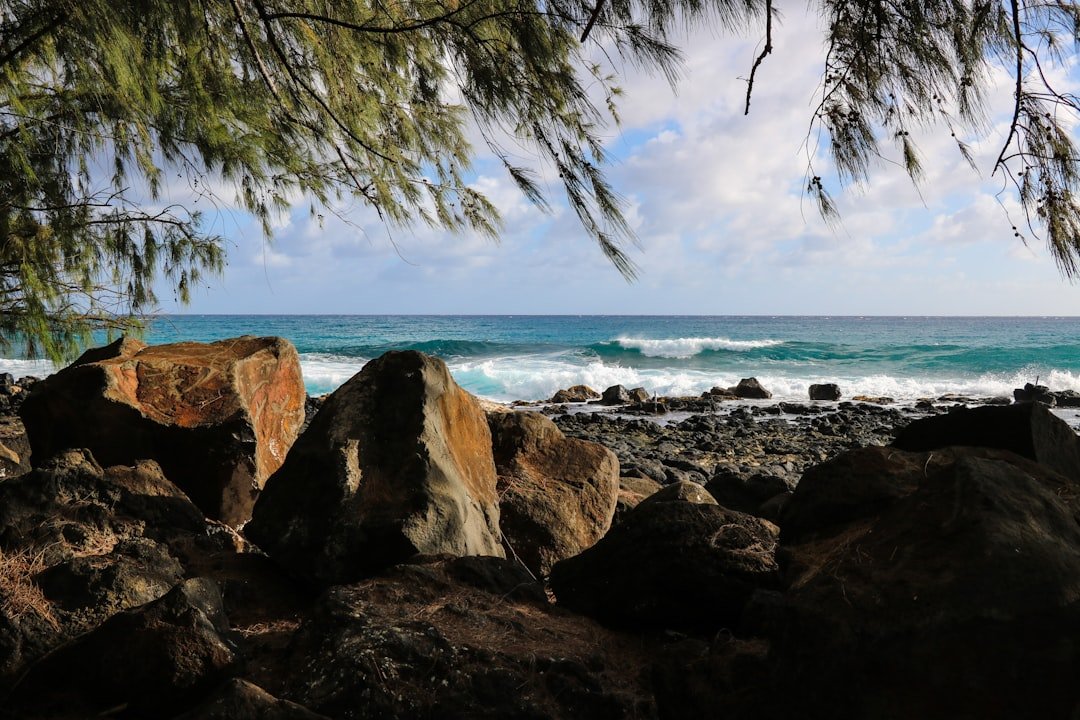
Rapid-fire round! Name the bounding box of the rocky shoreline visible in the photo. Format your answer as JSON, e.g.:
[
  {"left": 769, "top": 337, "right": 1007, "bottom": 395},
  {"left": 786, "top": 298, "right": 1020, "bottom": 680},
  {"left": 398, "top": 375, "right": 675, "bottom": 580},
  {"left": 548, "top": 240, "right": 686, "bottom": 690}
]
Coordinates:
[{"left": 1, "top": 338, "right": 1080, "bottom": 719}]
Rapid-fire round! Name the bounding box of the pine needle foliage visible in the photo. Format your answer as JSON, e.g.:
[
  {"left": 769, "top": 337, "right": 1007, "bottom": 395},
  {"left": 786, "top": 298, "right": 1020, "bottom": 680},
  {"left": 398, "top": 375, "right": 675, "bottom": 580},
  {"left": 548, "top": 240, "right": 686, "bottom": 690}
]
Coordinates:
[
  {"left": 1, "top": 0, "right": 1079, "bottom": 360},
  {"left": 802, "top": 0, "right": 1080, "bottom": 273}
]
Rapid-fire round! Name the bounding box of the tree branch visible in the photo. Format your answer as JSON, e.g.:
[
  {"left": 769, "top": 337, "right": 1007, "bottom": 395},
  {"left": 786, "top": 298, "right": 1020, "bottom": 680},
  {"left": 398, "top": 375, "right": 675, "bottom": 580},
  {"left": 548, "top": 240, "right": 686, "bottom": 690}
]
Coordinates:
[
  {"left": 744, "top": 0, "right": 774, "bottom": 115},
  {"left": 994, "top": 0, "right": 1025, "bottom": 176}
]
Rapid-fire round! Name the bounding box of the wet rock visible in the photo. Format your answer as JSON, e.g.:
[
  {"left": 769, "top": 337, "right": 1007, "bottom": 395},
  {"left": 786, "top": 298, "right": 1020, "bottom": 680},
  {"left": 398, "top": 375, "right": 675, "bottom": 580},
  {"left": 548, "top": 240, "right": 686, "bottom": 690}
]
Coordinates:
[
  {"left": 808, "top": 383, "right": 841, "bottom": 401},
  {"left": 247, "top": 351, "right": 504, "bottom": 585},
  {"left": 550, "top": 385, "right": 600, "bottom": 403},
  {"left": 628, "top": 387, "right": 651, "bottom": 403},
  {"left": 489, "top": 411, "right": 619, "bottom": 578},
  {"left": 19, "top": 336, "right": 306, "bottom": 526},
  {"left": 550, "top": 501, "right": 779, "bottom": 632},
  {"left": 1054, "top": 389, "right": 1080, "bottom": 408},
  {"left": 731, "top": 378, "right": 772, "bottom": 400},
  {"left": 601, "top": 384, "right": 631, "bottom": 405},
  {"left": 1013, "top": 382, "right": 1056, "bottom": 406},
  {"left": 851, "top": 395, "right": 894, "bottom": 405}
]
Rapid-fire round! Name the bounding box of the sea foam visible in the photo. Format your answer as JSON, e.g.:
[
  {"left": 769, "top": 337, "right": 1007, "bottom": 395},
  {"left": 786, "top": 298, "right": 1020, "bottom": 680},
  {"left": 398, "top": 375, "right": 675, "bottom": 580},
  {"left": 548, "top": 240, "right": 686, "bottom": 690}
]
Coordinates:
[{"left": 614, "top": 336, "right": 783, "bottom": 358}]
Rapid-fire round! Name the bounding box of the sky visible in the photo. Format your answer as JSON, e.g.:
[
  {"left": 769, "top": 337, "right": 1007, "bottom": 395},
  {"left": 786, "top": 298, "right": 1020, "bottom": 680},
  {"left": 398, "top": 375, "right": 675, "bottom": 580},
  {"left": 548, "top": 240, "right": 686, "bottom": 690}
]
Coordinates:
[{"left": 158, "top": 5, "right": 1080, "bottom": 317}]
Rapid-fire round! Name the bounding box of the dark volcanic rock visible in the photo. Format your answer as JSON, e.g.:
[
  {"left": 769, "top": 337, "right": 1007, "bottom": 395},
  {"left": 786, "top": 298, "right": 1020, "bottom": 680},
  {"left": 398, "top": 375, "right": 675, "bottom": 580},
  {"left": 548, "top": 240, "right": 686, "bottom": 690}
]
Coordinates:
[
  {"left": 172, "top": 679, "right": 330, "bottom": 720},
  {"left": 601, "top": 384, "right": 631, "bottom": 405},
  {"left": 550, "top": 385, "right": 600, "bottom": 403},
  {"left": 278, "top": 556, "right": 653, "bottom": 720},
  {"left": 891, "top": 402, "right": 1080, "bottom": 481},
  {"left": 549, "top": 501, "right": 779, "bottom": 632},
  {"left": 489, "top": 411, "right": 618, "bottom": 577},
  {"left": 731, "top": 378, "right": 772, "bottom": 400},
  {"left": 1013, "top": 382, "right": 1056, "bottom": 406},
  {"left": 0, "top": 449, "right": 240, "bottom": 689},
  {"left": 9, "top": 578, "right": 238, "bottom": 718},
  {"left": 247, "top": 351, "right": 504, "bottom": 585},
  {"left": 773, "top": 444, "right": 1080, "bottom": 719},
  {"left": 808, "top": 383, "right": 842, "bottom": 401},
  {"left": 19, "top": 336, "right": 306, "bottom": 526}
]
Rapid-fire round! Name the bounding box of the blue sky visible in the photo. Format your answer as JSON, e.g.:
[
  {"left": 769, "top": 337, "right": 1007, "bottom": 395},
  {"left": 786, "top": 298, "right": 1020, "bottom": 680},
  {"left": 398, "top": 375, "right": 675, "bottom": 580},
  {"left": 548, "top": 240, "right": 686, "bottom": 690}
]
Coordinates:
[{"left": 160, "top": 7, "right": 1080, "bottom": 317}]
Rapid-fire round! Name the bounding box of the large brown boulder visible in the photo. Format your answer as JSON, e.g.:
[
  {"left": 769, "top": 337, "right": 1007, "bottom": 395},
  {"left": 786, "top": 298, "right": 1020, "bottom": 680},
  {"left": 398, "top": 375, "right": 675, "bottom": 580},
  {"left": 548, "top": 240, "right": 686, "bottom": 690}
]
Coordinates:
[
  {"left": 488, "top": 411, "right": 619, "bottom": 577},
  {"left": 773, "top": 444, "right": 1080, "bottom": 719},
  {"left": 549, "top": 500, "right": 780, "bottom": 632},
  {"left": 246, "top": 351, "right": 504, "bottom": 584},
  {"left": 19, "top": 336, "right": 305, "bottom": 526}
]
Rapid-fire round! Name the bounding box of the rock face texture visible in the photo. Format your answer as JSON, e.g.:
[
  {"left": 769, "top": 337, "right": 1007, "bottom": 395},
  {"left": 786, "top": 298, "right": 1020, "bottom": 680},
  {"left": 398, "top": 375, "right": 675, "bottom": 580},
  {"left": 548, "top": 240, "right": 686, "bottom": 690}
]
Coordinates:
[
  {"left": 246, "top": 351, "right": 504, "bottom": 584},
  {"left": 550, "top": 500, "right": 780, "bottom": 632},
  {"left": 774, "top": 444, "right": 1080, "bottom": 719},
  {"left": 488, "top": 411, "right": 619, "bottom": 577},
  {"left": 0, "top": 449, "right": 244, "bottom": 689},
  {"left": 19, "top": 336, "right": 305, "bottom": 526}
]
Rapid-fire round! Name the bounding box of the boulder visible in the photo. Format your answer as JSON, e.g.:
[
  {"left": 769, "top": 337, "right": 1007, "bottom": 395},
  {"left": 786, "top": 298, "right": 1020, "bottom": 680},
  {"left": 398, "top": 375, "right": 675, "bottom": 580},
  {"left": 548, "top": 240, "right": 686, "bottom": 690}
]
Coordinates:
[
  {"left": 628, "top": 387, "right": 651, "bottom": 403},
  {"left": 488, "top": 411, "right": 619, "bottom": 578},
  {"left": 774, "top": 444, "right": 1080, "bottom": 719},
  {"left": 731, "top": 378, "right": 771, "bottom": 400},
  {"left": 600, "top": 384, "right": 631, "bottom": 405},
  {"left": 637, "top": 479, "right": 717, "bottom": 507},
  {"left": 891, "top": 402, "right": 1080, "bottom": 481},
  {"left": 549, "top": 501, "right": 779, "bottom": 632},
  {"left": 276, "top": 556, "right": 653, "bottom": 720},
  {"left": 549, "top": 385, "right": 600, "bottom": 403},
  {"left": 1013, "top": 382, "right": 1056, "bottom": 406},
  {"left": 613, "top": 476, "right": 662, "bottom": 525},
  {"left": 19, "top": 336, "right": 305, "bottom": 526},
  {"left": 808, "top": 383, "right": 841, "bottom": 401},
  {"left": 246, "top": 351, "right": 504, "bottom": 585},
  {"left": 8, "top": 578, "right": 238, "bottom": 718},
  {"left": 1054, "top": 389, "right": 1080, "bottom": 408},
  {"left": 704, "top": 386, "right": 738, "bottom": 399},
  {"left": 0, "top": 449, "right": 239, "bottom": 688},
  {"left": 172, "top": 679, "right": 331, "bottom": 720}
]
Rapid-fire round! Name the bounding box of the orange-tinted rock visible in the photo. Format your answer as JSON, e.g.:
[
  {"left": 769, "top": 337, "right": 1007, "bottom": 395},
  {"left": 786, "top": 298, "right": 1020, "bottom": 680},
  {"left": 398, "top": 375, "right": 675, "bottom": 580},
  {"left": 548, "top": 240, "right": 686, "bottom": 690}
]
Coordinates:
[
  {"left": 19, "top": 336, "right": 305, "bottom": 526},
  {"left": 246, "top": 351, "right": 504, "bottom": 584},
  {"left": 489, "top": 411, "right": 619, "bottom": 577}
]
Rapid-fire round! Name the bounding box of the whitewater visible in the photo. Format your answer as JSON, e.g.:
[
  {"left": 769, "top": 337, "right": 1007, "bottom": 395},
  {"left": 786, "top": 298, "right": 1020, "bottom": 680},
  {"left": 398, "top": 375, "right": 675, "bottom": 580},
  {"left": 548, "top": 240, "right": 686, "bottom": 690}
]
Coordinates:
[{"left": 2, "top": 315, "right": 1079, "bottom": 404}]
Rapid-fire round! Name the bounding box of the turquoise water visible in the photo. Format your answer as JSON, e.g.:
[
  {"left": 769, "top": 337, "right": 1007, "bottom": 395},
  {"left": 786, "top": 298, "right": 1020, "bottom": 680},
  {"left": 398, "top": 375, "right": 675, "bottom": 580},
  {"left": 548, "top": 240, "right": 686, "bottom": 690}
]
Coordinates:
[{"left": 3, "top": 315, "right": 1079, "bottom": 402}]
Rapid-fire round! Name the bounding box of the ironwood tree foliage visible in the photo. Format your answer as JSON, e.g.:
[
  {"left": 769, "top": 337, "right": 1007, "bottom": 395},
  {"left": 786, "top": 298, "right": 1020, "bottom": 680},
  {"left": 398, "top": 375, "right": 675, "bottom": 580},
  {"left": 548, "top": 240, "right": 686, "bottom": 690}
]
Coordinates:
[{"left": 1, "top": 0, "right": 1078, "bottom": 359}]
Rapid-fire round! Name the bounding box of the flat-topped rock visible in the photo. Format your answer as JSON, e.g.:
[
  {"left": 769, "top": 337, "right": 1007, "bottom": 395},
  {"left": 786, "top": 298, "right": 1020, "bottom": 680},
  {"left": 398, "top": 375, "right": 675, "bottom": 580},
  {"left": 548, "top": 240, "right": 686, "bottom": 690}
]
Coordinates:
[{"left": 19, "top": 336, "right": 305, "bottom": 526}]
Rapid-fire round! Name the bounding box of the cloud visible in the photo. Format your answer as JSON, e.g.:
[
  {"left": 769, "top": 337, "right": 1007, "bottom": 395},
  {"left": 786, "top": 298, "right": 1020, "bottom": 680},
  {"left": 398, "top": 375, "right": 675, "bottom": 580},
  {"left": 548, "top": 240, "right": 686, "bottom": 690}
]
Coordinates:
[{"left": 162, "top": 6, "right": 1080, "bottom": 316}]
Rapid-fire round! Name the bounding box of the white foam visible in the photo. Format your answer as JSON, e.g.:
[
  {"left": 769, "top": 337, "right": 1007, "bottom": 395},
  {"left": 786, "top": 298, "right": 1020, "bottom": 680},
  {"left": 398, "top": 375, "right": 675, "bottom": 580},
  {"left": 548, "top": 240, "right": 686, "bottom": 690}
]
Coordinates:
[
  {"left": 298, "top": 353, "right": 369, "bottom": 394},
  {"left": 614, "top": 336, "right": 783, "bottom": 358}
]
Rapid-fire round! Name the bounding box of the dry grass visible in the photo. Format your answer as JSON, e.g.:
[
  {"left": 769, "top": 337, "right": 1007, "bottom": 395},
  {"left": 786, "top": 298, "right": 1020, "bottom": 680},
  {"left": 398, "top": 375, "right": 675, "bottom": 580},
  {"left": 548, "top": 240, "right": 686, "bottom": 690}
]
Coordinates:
[{"left": 0, "top": 546, "right": 60, "bottom": 629}]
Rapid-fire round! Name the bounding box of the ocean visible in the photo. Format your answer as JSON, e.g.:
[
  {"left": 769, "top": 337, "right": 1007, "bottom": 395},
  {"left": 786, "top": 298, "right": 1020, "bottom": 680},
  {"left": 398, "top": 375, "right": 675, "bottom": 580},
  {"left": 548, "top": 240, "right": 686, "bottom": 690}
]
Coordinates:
[{"left": 2, "top": 315, "right": 1078, "bottom": 406}]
